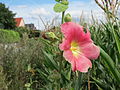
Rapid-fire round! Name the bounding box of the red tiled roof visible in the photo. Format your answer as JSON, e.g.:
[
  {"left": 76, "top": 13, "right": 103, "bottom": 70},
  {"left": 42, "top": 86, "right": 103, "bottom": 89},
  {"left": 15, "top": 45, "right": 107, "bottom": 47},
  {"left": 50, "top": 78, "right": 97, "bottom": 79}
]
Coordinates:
[{"left": 15, "top": 18, "right": 23, "bottom": 27}]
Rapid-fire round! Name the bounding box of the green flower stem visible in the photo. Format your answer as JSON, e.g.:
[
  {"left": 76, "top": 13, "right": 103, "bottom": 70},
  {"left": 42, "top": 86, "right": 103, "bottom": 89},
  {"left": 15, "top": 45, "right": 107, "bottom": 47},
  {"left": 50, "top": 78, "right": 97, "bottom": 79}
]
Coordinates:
[
  {"left": 75, "top": 72, "right": 83, "bottom": 90},
  {"left": 62, "top": 11, "right": 65, "bottom": 24},
  {"left": 88, "top": 71, "right": 90, "bottom": 90},
  {"left": 100, "top": 47, "right": 120, "bottom": 83},
  {"left": 58, "top": 9, "right": 66, "bottom": 89}
]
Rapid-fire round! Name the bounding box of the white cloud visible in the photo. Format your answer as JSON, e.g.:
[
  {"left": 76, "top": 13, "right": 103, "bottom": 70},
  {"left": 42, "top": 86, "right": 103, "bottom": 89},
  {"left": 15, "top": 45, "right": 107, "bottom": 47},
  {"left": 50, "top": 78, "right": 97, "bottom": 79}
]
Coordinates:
[
  {"left": 9, "top": 0, "right": 105, "bottom": 30},
  {"left": 66, "top": 0, "right": 104, "bottom": 22},
  {"left": 31, "top": 8, "right": 50, "bottom": 16},
  {"left": 16, "top": 5, "right": 28, "bottom": 8}
]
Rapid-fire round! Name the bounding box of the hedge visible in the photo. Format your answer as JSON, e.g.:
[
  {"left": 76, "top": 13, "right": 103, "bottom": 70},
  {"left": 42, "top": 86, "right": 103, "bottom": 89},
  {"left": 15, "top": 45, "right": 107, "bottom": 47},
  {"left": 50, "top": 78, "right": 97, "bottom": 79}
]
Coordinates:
[{"left": 0, "top": 29, "right": 20, "bottom": 43}]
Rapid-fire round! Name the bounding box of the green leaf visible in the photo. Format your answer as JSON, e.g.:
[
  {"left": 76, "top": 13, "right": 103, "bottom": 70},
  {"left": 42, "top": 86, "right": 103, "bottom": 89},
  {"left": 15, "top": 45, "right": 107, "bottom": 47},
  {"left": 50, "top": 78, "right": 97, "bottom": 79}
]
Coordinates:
[
  {"left": 36, "top": 68, "right": 51, "bottom": 83},
  {"left": 62, "top": 67, "right": 71, "bottom": 81},
  {"left": 92, "top": 77, "right": 110, "bottom": 89},
  {"left": 61, "top": 0, "right": 69, "bottom": 5},
  {"left": 43, "top": 50, "right": 59, "bottom": 71},
  {"left": 53, "top": 3, "right": 68, "bottom": 13},
  {"left": 75, "top": 72, "right": 83, "bottom": 90},
  {"left": 55, "top": 0, "right": 60, "bottom": 2},
  {"left": 112, "top": 28, "right": 120, "bottom": 55},
  {"left": 95, "top": 84, "right": 104, "bottom": 90},
  {"left": 100, "top": 47, "right": 120, "bottom": 83}
]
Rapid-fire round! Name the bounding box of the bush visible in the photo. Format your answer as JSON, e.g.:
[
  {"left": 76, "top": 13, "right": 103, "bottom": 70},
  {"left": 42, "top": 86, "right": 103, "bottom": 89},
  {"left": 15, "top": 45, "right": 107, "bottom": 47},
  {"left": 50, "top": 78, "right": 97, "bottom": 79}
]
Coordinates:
[
  {"left": 15, "top": 27, "right": 31, "bottom": 38},
  {"left": 0, "top": 29, "right": 20, "bottom": 43},
  {"left": 0, "top": 38, "right": 46, "bottom": 90},
  {"left": 0, "top": 65, "right": 8, "bottom": 90},
  {"left": 15, "top": 27, "right": 41, "bottom": 38}
]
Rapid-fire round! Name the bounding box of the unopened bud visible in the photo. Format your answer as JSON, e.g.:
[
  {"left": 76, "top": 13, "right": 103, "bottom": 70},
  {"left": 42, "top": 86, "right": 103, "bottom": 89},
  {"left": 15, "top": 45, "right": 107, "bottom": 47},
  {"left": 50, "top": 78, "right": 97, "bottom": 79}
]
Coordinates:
[
  {"left": 64, "top": 13, "right": 72, "bottom": 22},
  {"left": 45, "top": 32, "right": 58, "bottom": 39}
]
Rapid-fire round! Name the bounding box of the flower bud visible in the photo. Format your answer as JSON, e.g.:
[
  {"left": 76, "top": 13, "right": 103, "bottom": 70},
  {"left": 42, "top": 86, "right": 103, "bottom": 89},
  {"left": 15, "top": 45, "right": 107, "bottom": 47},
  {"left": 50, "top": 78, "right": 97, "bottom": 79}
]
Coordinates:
[
  {"left": 64, "top": 13, "right": 72, "bottom": 22},
  {"left": 45, "top": 32, "right": 58, "bottom": 39}
]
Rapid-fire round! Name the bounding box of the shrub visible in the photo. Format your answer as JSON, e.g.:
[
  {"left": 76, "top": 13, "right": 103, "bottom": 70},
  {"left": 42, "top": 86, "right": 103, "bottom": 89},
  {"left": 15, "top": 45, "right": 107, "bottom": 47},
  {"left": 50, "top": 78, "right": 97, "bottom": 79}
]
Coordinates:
[
  {"left": 0, "top": 38, "right": 46, "bottom": 90},
  {"left": 0, "top": 65, "right": 8, "bottom": 90},
  {"left": 0, "top": 29, "right": 20, "bottom": 43},
  {"left": 15, "top": 27, "right": 41, "bottom": 38},
  {"left": 29, "top": 30, "right": 41, "bottom": 38},
  {"left": 15, "top": 27, "right": 31, "bottom": 38}
]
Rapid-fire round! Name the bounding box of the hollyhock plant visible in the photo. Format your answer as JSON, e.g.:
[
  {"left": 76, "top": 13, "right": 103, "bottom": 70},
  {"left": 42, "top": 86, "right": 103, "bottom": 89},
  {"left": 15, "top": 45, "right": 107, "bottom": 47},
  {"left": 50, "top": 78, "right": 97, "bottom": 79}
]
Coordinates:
[{"left": 59, "top": 22, "right": 100, "bottom": 73}]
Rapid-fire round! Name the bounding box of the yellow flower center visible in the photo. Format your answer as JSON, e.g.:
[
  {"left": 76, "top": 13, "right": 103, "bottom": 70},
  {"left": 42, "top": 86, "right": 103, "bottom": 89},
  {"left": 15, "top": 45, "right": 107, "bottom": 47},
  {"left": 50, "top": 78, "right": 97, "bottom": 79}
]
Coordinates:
[{"left": 70, "top": 41, "right": 81, "bottom": 58}]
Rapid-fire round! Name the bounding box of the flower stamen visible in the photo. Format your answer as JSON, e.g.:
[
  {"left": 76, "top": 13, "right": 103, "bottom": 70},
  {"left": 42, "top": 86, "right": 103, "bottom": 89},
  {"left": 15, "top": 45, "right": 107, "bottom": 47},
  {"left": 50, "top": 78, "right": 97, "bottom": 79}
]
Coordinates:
[{"left": 70, "top": 41, "right": 81, "bottom": 58}]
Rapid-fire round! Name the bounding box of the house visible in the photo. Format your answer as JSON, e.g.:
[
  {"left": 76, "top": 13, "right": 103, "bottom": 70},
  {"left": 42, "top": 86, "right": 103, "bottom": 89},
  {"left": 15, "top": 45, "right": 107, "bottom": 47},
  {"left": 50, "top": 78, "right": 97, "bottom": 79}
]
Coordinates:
[
  {"left": 25, "top": 23, "right": 36, "bottom": 30},
  {"left": 15, "top": 17, "right": 25, "bottom": 27}
]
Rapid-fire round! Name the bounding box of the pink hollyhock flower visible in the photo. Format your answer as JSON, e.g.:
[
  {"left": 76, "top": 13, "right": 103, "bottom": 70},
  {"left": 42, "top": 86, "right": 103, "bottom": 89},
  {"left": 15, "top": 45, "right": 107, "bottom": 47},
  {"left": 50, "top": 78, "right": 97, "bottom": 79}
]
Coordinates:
[{"left": 59, "top": 22, "right": 100, "bottom": 73}]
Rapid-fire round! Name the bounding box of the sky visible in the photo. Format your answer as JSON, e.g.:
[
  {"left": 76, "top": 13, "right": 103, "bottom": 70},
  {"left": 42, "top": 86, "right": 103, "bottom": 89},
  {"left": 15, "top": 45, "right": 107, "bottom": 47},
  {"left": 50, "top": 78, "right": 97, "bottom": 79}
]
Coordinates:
[{"left": 0, "top": 0, "right": 104, "bottom": 30}]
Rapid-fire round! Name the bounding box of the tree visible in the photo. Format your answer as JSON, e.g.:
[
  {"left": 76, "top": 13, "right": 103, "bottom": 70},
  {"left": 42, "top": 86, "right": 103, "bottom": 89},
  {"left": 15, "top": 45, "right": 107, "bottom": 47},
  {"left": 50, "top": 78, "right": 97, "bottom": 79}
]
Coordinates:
[{"left": 0, "top": 3, "right": 16, "bottom": 29}]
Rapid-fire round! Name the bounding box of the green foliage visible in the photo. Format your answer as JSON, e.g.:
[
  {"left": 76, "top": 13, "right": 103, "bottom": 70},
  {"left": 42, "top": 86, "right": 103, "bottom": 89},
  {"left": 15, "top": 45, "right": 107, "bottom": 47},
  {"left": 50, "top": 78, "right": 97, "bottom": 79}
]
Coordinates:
[
  {"left": 89, "top": 21, "right": 120, "bottom": 89},
  {"left": 54, "top": 3, "right": 68, "bottom": 13},
  {"left": 100, "top": 48, "right": 120, "bottom": 83},
  {"left": 0, "top": 3, "right": 16, "bottom": 29},
  {"left": 61, "top": 0, "right": 69, "bottom": 5},
  {"left": 0, "top": 65, "right": 8, "bottom": 90},
  {"left": 55, "top": 0, "right": 60, "bottom": 2},
  {"left": 29, "top": 30, "right": 41, "bottom": 38},
  {"left": 0, "top": 39, "right": 46, "bottom": 90},
  {"left": 0, "top": 29, "right": 20, "bottom": 43},
  {"left": 0, "top": 23, "right": 4, "bottom": 29},
  {"left": 54, "top": 0, "right": 69, "bottom": 24},
  {"left": 15, "top": 27, "right": 31, "bottom": 38},
  {"left": 112, "top": 23, "right": 120, "bottom": 55}
]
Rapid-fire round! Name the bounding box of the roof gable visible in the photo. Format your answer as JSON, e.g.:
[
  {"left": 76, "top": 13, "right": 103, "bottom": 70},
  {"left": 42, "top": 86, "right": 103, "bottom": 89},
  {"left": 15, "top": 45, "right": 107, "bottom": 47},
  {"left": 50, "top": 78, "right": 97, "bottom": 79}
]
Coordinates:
[{"left": 15, "top": 18, "right": 23, "bottom": 27}]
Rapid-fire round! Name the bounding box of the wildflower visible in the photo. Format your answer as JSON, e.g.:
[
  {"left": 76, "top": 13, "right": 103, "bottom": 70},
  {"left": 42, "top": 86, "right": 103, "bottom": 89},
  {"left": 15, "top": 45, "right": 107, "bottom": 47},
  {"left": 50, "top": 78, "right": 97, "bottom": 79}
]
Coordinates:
[{"left": 59, "top": 22, "right": 100, "bottom": 72}]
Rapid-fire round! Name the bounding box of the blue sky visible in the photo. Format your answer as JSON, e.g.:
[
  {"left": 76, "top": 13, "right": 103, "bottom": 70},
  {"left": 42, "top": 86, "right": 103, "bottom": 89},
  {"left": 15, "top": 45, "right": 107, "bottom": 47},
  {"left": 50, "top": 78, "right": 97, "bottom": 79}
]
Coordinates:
[
  {"left": 0, "top": 0, "right": 103, "bottom": 30},
  {"left": 0, "top": 0, "right": 90, "bottom": 5},
  {"left": 0, "top": 0, "right": 55, "bottom": 5}
]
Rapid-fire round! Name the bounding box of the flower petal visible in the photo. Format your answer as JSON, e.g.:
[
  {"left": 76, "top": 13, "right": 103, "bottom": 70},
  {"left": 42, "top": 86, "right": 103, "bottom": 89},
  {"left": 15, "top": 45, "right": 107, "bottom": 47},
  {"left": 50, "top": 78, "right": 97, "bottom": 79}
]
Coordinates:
[
  {"left": 75, "top": 55, "right": 92, "bottom": 72},
  {"left": 81, "top": 43, "right": 100, "bottom": 60},
  {"left": 63, "top": 50, "right": 77, "bottom": 71},
  {"left": 61, "top": 22, "right": 92, "bottom": 44},
  {"left": 63, "top": 50, "right": 74, "bottom": 63},
  {"left": 63, "top": 50, "right": 92, "bottom": 72},
  {"left": 61, "top": 22, "right": 83, "bottom": 39},
  {"left": 59, "top": 39, "right": 71, "bottom": 50}
]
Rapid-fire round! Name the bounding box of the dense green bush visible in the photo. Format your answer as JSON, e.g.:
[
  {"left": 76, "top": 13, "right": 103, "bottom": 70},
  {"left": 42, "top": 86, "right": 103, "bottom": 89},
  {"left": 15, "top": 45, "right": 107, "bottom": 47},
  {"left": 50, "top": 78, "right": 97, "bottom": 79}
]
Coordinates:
[{"left": 0, "top": 29, "right": 20, "bottom": 43}]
